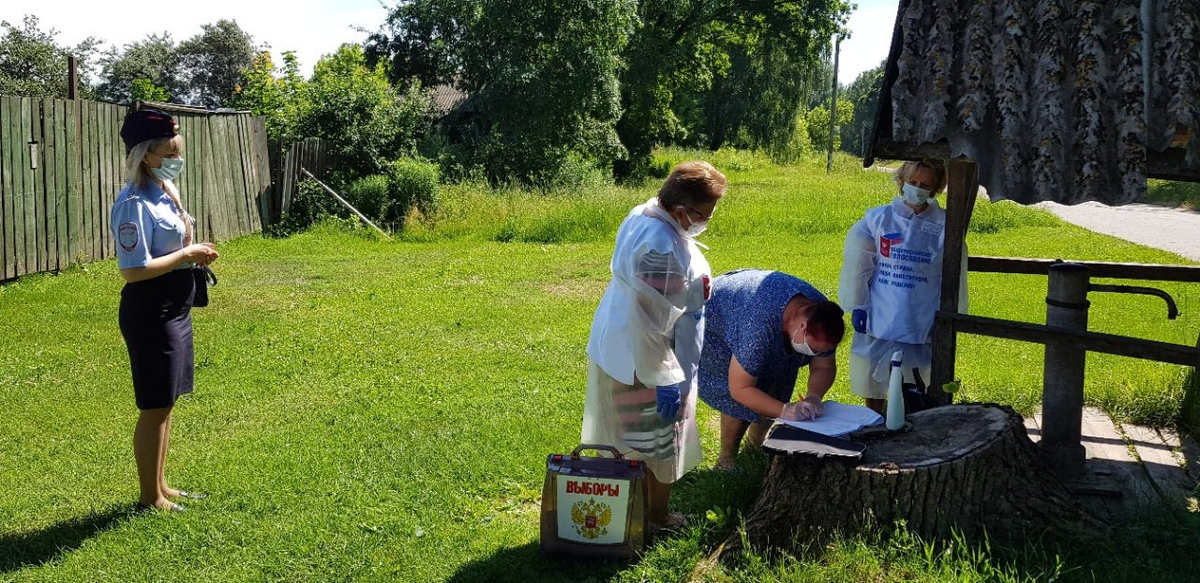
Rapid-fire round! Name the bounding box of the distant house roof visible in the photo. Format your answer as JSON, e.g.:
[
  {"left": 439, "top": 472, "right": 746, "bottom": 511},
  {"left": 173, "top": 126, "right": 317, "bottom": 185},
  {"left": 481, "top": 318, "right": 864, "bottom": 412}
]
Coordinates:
[
  {"left": 866, "top": 0, "right": 1199, "bottom": 206},
  {"left": 428, "top": 83, "right": 470, "bottom": 119}
]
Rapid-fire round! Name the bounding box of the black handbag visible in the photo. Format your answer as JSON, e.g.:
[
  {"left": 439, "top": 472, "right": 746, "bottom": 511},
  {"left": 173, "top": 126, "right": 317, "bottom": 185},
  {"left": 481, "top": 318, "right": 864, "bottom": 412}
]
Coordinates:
[{"left": 192, "top": 265, "right": 217, "bottom": 307}]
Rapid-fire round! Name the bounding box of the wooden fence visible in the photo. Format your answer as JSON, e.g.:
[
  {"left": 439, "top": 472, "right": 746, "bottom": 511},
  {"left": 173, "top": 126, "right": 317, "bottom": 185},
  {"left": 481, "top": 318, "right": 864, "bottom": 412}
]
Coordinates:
[
  {"left": 0, "top": 97, "right": 271, "bottom": 283},
  {"left": 278, "top": 137, "right": 331, "bottom": 218}
]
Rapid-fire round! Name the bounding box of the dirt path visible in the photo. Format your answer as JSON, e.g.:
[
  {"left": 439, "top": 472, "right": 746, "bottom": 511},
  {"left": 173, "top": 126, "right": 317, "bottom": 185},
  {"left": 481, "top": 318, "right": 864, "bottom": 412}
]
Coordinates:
[{"left": 1033, "top": 202, "right": 1200, "bottom": 262}]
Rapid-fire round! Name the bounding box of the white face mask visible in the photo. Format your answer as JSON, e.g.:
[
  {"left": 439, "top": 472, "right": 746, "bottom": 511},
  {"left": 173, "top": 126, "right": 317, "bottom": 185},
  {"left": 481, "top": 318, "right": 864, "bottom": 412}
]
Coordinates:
[
  {"left": 675, "top": 205, "right": 710, "bottom": 238},
  {"left": 791, "top": 325, "right": 816, "bottom": 356},
  {"left": 152, "top": 156, "right": 185, "bottom": 182},
  {"left": 901, "top": 182, "right": 931, "bottom": 206}
]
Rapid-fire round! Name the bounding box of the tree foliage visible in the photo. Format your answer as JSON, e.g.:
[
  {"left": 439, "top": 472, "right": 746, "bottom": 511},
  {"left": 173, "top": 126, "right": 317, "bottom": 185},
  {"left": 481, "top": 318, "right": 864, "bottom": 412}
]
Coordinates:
[
  {"left": 130, "top": 78, "right": 170, "bottom": 102},
  {"left": 806, "top": 97, "right": 854, "bottom": 153},
  {"left": 369, "top": 0, "right": 636, "bottom": 185},
  {"left": 229, "top": 50, "right": 305, "bottom": 142},
  {"left": 0, "top": 15, "right": 99, "bottom": 99},
  {"left": 617, "top": 0, "right": 853, "bottom": 174},
  {"left": 94, "top": 33, "right": 182, "bottom": 104},
  {"left": 364, "top": 0, "right": 466, "bottom": 90},
  {"left": 176, "top": 19, "right": 257, "bottom": 107},
  {"left": 292, "top": 44, "right": 432, "bottom": 179},
  {"left": 839, "top": 60, "right": 885, "bottom": 156}
]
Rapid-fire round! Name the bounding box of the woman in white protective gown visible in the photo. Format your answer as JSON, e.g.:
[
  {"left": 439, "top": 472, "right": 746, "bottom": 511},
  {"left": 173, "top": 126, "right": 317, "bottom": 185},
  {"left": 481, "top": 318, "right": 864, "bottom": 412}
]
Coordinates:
[{"left": 583, "top": 161, "right": 726, "bottom": 531}]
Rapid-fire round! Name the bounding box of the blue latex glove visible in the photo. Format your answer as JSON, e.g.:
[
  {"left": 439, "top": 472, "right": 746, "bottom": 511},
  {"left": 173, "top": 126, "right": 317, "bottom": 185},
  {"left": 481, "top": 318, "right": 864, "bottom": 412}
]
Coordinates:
[
  {"left": 656, "top": 383, "right": 682, "bottom": 420},
  {"left": 851, "top": 309, "right": 868, "bottom": 334}
]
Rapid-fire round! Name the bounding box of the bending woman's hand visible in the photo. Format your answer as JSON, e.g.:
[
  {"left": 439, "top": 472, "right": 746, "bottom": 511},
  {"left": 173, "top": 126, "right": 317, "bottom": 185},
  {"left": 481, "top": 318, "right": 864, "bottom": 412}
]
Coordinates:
[{"left": 780, "top": 396, "right": 824, "bottom": 421}]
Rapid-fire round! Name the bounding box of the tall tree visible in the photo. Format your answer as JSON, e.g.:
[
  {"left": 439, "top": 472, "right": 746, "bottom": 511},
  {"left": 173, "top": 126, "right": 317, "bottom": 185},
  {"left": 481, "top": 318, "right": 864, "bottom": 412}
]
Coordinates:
[
  {"left": 0, "top": 15, "right": 100, "bottom": 98},
  {"left": 363, "top": 0, "right": 469, "bottom": 89},
  {"left": 461, "top": 0, "right": 636, "bottom": 183},
  {"left": 177, "top": 19, "right": 256, "bottom": 107},
  {"left": 94, "top": 33, "right": 183, "bottom": 104},
  {"left": 367, "top": 0, "right": 636, "bottom": 185},
  {"left": 616, "top": 0, "right": 852, "bottom": 174}
]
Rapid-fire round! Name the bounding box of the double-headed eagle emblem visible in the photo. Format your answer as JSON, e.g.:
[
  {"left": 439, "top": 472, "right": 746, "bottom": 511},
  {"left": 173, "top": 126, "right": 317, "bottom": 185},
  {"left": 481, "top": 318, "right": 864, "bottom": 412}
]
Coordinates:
[{"left": 571, "top": 498, "right": 612, "bottom": 539}]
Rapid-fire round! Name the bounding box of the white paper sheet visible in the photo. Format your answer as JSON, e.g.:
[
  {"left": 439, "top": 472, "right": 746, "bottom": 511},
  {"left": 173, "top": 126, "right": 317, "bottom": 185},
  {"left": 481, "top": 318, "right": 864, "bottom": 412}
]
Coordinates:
[{"left": 775, "top": 401, "right": 883, "bottom": 437}]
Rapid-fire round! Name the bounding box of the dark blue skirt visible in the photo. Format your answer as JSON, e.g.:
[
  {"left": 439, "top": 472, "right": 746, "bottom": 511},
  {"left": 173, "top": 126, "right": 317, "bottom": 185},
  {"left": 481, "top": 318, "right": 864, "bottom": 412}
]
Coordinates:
[{"left": 119, "top": 269, "right": 196, "bottom": 410}]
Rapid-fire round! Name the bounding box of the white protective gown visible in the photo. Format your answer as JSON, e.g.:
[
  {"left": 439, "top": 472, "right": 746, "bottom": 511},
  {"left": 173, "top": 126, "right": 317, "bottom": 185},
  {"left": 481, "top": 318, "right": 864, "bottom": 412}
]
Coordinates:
[
  {"left": 583, "top": 198, "right": 711, "bottom": 483},
  {"left": 839, "top": 196, "right": 967, "bottom": 398}
]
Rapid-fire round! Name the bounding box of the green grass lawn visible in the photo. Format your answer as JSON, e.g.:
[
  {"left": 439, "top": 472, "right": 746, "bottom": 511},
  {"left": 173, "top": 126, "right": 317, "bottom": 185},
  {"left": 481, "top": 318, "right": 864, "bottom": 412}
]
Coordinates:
[{"left": 2, "top": 150, "right": 1199, "bottom": 582}]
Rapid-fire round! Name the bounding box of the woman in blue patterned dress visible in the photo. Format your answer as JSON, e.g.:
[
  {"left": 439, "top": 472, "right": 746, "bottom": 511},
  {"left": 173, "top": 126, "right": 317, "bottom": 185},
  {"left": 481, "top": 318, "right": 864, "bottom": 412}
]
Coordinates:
[{"left": 697, "top": 269, "right": 845, "bottom": 470}]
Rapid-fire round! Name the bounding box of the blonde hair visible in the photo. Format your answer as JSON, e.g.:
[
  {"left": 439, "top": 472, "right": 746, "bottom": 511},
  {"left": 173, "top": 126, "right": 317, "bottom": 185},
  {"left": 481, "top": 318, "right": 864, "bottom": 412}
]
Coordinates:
[
  {"left": 891, "top": 160, "right": 947, "bottom": 194},
  {"left": 124, "top": 134, "right": 184, "bottom": 187},
  {"left": 658, "top": 161, "right": 727, "bottom": 207}
]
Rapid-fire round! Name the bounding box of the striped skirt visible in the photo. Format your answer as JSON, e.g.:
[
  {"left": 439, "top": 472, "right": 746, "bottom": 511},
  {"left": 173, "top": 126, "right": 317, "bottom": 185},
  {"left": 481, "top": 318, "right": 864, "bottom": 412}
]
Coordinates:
[{"left": 580, "top": 359, "right": 701, "bottom": 483}]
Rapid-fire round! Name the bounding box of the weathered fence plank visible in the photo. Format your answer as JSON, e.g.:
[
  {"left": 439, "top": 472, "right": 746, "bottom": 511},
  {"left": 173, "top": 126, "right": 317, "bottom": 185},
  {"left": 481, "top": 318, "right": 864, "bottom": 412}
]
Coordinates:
[
  {"left": 43, "top": 97, "right": 61, "bottom": 271},
  {"left": 1, "top": 96, "right": 13, "bottom": 280}
]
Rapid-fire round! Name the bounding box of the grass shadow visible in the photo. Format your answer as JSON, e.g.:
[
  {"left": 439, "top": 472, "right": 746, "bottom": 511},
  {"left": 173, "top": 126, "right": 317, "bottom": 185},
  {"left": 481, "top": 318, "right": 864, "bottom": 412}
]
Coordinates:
[
  {"left": 0, "top": 506, "right": 133, "bottom": 573},
  {"left": 445, "top": 540, "right": 631, "bottom": 583},
  {"left": 1179, "top": 368, "right": 1200, "bottom": 436}
]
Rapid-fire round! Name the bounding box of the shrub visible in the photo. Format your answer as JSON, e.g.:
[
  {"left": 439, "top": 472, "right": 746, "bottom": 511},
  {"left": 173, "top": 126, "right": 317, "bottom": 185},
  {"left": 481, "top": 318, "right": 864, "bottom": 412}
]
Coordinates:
[
  {"left": 345, "top": 174, "right": 390, "bottom": 223},
  {"left": 268, "top": 178, "right": 344, "bottom": 236},
  {"left": 388, "top": 157, "right": 441, "bottom": 222}
]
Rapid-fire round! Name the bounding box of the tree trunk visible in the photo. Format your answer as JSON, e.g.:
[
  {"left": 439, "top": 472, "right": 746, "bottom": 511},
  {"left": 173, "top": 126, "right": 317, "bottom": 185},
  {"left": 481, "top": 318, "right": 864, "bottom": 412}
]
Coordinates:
[{"left": 719, "top": 403, "right": 1101, "bottom": 559}]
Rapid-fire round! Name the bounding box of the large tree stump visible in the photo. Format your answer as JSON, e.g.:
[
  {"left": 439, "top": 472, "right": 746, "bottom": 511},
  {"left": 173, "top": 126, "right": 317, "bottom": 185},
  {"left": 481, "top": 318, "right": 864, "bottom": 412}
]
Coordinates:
[{"left": 720, "top": 403, "right": 1101, "bottom": 558}]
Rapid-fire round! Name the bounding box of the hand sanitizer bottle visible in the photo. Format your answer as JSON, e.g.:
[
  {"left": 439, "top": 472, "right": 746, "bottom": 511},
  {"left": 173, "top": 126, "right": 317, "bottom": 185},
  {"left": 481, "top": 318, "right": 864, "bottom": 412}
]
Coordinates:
[{"left": 886, "top": 350, "right": 905, "bottom": 430}]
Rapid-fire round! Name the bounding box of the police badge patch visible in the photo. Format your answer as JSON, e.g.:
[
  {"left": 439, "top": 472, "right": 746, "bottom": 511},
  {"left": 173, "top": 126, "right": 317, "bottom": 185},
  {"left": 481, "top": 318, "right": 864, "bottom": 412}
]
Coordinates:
[{"left": 118, "top": 222, "right": 139, "bottom": 252}]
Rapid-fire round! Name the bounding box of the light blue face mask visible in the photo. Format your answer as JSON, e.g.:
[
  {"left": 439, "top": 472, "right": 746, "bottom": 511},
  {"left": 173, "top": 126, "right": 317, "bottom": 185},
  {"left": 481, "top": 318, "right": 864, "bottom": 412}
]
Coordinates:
[
  {"left": 901, "top": 182, "right": 932, "bottom": 205},
  {"left": 152, "top": 156, "right": 185, "bottom": 182}
]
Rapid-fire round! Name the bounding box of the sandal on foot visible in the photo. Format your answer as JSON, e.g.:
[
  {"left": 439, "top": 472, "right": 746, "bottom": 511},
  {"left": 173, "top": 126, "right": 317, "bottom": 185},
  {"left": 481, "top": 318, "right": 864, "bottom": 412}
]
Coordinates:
[
  {"left": 136, "top": 501, "right": 185, "bottom": 513},
  {"left": 649, "top": 512, "right": 688, "bottom": 534},
  {"left": 176, "top": 490, "right": 207, "bottom": 500}
]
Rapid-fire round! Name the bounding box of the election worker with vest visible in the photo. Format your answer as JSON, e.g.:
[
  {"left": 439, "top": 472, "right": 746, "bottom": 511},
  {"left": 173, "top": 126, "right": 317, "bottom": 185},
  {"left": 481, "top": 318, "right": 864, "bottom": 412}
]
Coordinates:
[
  {"left": 583, "top": 161, "right": 726, "bottom": 532},
  {"left": 113, "top": 108, "right": 220, "bottom": 512},
  {"left": 838, "top": 160, "right": 967, "bottom": 414}
]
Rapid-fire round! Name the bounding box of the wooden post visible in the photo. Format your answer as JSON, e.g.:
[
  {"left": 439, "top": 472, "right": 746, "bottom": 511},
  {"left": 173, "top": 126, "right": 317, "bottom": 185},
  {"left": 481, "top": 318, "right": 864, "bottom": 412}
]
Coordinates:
[
  {"left": 929, "top": 159, "right": 978, "bottom": 404},
  {"left": 826, "top": 35, "right": 841, "bottom": 175},
  {"left": 67, "top": 56, "right": 78, "bottom": 101},
  {"left": 1041, "top": 263, "right": 1091, "bottom": 478}
]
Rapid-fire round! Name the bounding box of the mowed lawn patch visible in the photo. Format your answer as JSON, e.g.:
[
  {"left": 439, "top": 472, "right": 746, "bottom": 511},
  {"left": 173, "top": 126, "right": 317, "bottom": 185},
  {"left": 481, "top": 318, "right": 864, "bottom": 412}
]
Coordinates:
[{"left": 2, "top": 151, "right": 1199, "bottom": 581}]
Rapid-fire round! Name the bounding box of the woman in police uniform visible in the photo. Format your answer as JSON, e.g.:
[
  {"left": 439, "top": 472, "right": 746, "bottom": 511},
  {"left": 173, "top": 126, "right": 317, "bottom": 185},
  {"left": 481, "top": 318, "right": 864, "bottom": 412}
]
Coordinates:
[{"left": 113, "top": 108, "right": 219, "bottom": 512}]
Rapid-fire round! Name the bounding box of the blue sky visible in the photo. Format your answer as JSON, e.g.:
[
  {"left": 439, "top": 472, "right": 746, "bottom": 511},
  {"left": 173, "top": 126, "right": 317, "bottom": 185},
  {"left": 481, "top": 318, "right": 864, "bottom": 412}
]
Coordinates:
[{"left": 4, "top": 0, "right": 896, "bottom": 85}]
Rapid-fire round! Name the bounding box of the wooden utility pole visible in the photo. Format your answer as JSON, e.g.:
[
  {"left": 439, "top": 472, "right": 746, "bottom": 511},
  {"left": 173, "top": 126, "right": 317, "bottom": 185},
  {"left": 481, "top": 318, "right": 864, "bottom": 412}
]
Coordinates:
[{"left": 826, "top": 35, "right": 841, "bottom": 174}]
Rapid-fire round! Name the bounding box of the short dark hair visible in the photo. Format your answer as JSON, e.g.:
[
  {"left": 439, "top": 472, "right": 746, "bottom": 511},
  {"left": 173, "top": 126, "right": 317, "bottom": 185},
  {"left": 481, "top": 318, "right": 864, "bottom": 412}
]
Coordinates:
[
  {"left": 805, "top": 300, "right": 845, "bottom": 345},
  {"left": 658, "top": 161, "right": 727, "bottom": 208}
]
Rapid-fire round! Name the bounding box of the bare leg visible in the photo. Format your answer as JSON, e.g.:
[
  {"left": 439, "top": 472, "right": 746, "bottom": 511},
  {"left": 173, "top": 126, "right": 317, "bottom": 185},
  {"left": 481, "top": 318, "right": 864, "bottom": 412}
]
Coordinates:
[
  {"left": 865, "top": 398, "right": 885, "bottom": 415},
  {"left": 717, "top": 414, "right": 751, "bottom": 470},
  {"left": 159, "top": 414, "right": 180, "bottom": 498},
  {"left": 646, "top": 469, "right": 672, "bottom": 525},
  {"left": 134, "top": 407, "right": 172, "bottom": 508},
  {"left": 744, "top": 421, "right": 769, "bottom": 449}
]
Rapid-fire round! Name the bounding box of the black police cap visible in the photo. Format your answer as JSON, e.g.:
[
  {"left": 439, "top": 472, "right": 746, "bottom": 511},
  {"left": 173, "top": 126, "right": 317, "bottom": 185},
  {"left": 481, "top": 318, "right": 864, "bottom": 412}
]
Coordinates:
[{"left": 120, "top": 108, "right": 179, "bottom": 151}]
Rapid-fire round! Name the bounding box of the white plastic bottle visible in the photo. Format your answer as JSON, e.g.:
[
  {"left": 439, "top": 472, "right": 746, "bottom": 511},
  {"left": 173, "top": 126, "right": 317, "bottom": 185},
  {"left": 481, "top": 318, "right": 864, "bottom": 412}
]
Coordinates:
[{"left": 886, "top": 350, "right": 905, "bottom": 430}]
